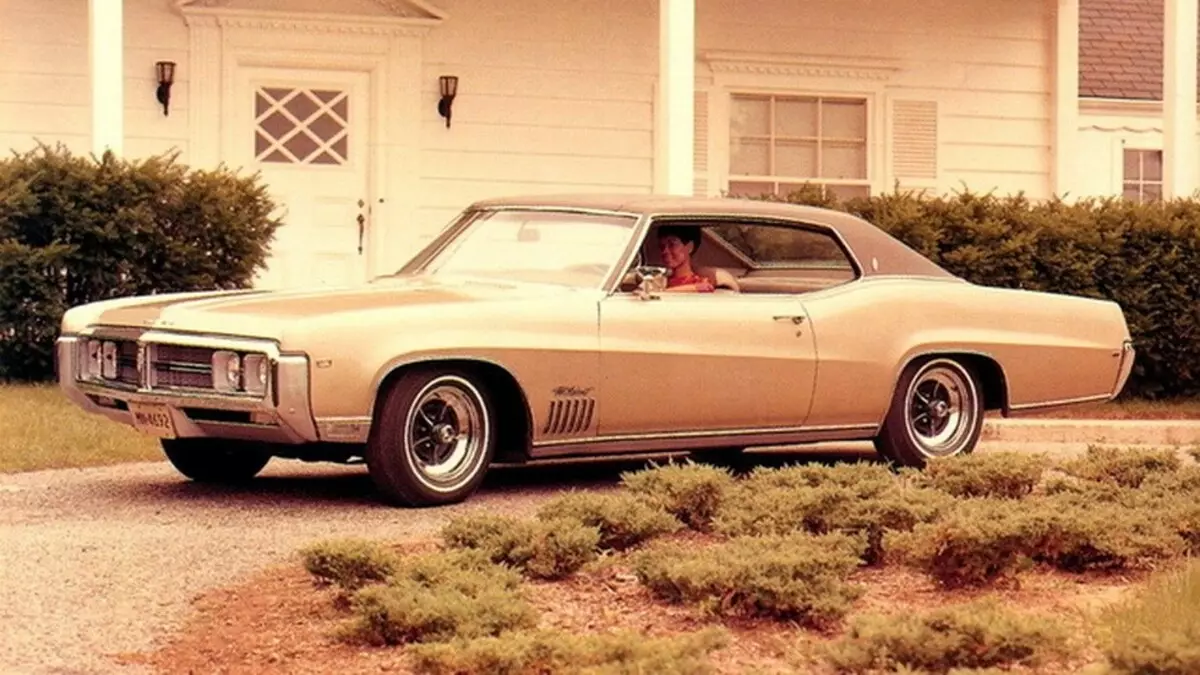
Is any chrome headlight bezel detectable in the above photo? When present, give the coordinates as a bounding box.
[211,350,242,393]
[242,353,269,396]
[79,338,116,382]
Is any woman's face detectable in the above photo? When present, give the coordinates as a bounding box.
[658,235,692,270]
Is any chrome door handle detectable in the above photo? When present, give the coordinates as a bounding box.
[773,315,805,324]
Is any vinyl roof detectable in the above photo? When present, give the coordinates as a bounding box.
[469,193,958,280]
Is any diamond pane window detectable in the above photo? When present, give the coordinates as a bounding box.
[254,87,349,165]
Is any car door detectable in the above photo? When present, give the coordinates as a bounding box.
[596,291,818,437]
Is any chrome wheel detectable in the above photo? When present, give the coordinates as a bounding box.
[903,360,979,458]
[403,375,490,494]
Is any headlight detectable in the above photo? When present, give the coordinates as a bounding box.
[242,354,269,396]
[81,339,118,381]
[211,351,241,392]
[101,341,117,380]
[84,340,103,379]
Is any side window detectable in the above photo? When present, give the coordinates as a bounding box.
[1122,148,1162,203]
[707,222,853,269]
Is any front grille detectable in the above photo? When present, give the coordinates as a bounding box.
[149,344,215,391]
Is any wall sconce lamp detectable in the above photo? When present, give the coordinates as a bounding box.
[155,61,176,116]
[437,75,458,128]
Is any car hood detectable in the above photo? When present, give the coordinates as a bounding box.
[70,275,557,340]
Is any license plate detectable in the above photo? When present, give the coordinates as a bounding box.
[128,402,177,439]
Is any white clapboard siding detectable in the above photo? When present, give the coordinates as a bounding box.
[694,88,710,196]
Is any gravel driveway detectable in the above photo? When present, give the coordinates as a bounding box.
[0,441,1093,674]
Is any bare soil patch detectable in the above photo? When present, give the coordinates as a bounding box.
[122,532,1141,674]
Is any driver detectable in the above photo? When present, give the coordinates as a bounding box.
[656,225,715,293]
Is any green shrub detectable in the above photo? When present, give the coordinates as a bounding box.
[300,538,398,591]
[632,533,865,628]
[1099,559,1200,675]
[536,490,682,551]
[823,598,1072,673]
[890,495,1186,587]
[619,461,735,532]
[713,480,953,565]
[1059,445,1183,488]
[1033,497,1186,572]
[746,186,1200,398]
[440,513,600,580]
[0,143,279,381]
[407,627,729,675]
[341,548,535,646]
[913,452,1050,499]
[741,461,898,494]
[887,499,1041,587]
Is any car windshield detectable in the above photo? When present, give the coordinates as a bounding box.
[411,209,639,288]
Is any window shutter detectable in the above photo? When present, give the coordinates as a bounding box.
[694,88,709,196]
[890,99,938,186]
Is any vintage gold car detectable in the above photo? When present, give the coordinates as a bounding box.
[56,194,1135,506]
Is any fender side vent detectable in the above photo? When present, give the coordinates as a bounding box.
[543,397,595,436]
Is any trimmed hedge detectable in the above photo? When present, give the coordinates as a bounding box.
[0,142,279,381]
[748,185,1200,398]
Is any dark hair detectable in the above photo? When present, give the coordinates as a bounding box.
[656,224,702,251]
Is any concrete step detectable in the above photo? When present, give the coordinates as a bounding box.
[984,418,1200,446]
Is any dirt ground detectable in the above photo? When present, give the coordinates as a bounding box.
[120,534,1141,675]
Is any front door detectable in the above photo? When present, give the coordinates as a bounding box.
[597,293,818,437]
[233,67,372,290]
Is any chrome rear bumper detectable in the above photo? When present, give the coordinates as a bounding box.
[1112,339,1136,398]
[56,333,320,444]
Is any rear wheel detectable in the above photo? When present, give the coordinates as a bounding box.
[366,368,496,507]
[161,438,272,483]
[874,357,983,468]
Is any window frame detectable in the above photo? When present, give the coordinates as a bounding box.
[1120,146,1163,203]
[700,52,895,200]
[725,91,873,200]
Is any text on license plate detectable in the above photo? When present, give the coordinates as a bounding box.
[129,402,177,439]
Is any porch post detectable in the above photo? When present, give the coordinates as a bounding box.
[89,0,124,156]
[1163,0,1199,199]
[656,0,694,195]
[1053,0,1079,200]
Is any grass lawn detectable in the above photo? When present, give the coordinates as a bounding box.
[0,383,162,473]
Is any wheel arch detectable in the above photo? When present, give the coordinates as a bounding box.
[372,357,534,463]
[895,350,1010,415]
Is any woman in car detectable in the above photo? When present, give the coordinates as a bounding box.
[656,224,715,293]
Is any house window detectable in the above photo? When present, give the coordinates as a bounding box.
[726,94,870,200]
[1122,149,1162,202]
[254,87,349,165]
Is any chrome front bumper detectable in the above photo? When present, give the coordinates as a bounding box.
[57,331,320,445]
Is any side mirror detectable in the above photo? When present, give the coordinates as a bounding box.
[633,265,668,300]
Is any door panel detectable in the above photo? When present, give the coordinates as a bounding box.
[597,293,817,437]
[233,67,371,290]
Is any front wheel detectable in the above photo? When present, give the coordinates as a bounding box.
[365,368,496,507]
[161,438,272,483]
[874,357,984,468]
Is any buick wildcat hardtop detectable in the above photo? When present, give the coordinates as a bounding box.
[57,194,1135,506]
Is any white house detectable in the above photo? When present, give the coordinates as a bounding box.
[1075,0,1197,203]
[0,0,1194,290]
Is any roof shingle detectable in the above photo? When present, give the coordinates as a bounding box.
[1080,0,1199,100]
